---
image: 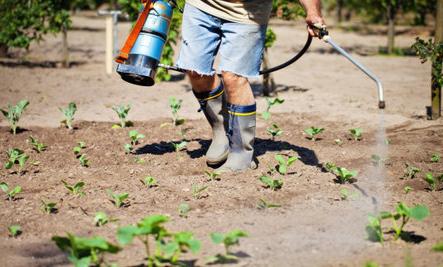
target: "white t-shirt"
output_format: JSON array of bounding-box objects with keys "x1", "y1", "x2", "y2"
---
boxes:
[{"x1": 186, "y1": 0, "x2": 273, "y2": 25}]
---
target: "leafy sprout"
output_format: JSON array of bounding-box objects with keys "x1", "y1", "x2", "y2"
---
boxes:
[
  {"x1": 73, "y1": 141, "x2": 86, "y2": 155},
  {"x1": 62, "y1": 180, "x2": 85, "y2": 197},
  {"x1": 334, "y1": 138, "x2": 343, "y2": 145},
  {"x1": 8, "y1": 225, "x2": 22, "y2": 238},
  {"x1": 324, "y1": 162, "x2": 337, "y2": 173},
  {"x1": 141, "y1": 176, "x2": 158, "y2": 188},
  {"x1": 433, "y1": 242, "x2": 443, "y2": 252},
  {"x1": 366, "y1": 215, "x2": 383, "y2": 243},
  {"x1": 431, "y1": 153, "x2": 441, "y2": 163},
  {"x1": 172, "y1": 140, "x2": 187, "y2": 152},
  {"x1": 107, "y1": 189, "x2": 129, "y2": 208},
  {"x1": 59, "y1": 102, "x2": 77, "y2": 130},
  {"x1": 371, "y1": 154, "x2": 383, "y2": 166},
  {"x1": 266, "y1": 123, "x2": 283, "y2": 140},
  {"x1": 191, "y1": 184, "x2": 208, "y2": 199},
  {"x1": 262, "y1": 97, "x2": 284, "y2": 121},
  {"x1": 0, "y1": 99, "x2": 29, "y2": 134},
  {"x1": 205, "y1": 170, "x2": 221, "y2": 181},
  {"x1": 423, "y1": 173, "x2": 443, "y2": 191},
  {"x1": 333, "y1": 167, "x2": 358, "y2": 184},
  {"x1": 41, "y1": 200, "x2": 57, "y2": 214},
  {"x1": 78, "y1": 154, "x2": 89, "y2": 167},
  {"x1": 304, "y1": 126, "x2": 324, "y2": 141},
  {"x1": 4, "y1": 148, "x2": 29, "y2": 174},
  {"x1": 207, "y1": 230, "x2": 248, "y2": 264},
  {"x1": 129, "y1": 130, "x2": 144, "y2": 146},
  {"x1": 0, "y1": 182, "x2": 22, "y2": 201},
  {"x1": 339, "y1": 188, "x2": 360, "y2": 200},
  {"x1": 94, "y1": 212, "x2": 117, "y2": 227},
  {"x1": 257, "y1": 198, "x2": 281, "y2": 210},
  {"x1": 178, "y1": 203, "x2": 191, "y2": 218},
  {"x1": 112, "y1": 104, "x2": 131, "y2": 128},
  {"x1": 169, "y1": 97, "x2": 185, "y2": 126},
  {"x1": 28, "y1": 136, "x2": 46, "y2": 153},
  {"x1": 259, "y1": 175, "x2": 283, "y2": 191},
  {"x1": 274, "y1": 154, "x2": 298, "y2": 175},
  {"x1": 404, "y1": 186, "x2": 412, "y2": 194},
  {"x1": 349, "y1": 128, "x2": 362, "y2": 141},
  {"x1": 403, "y1": 163, "x2": 420, "y2": 179}
]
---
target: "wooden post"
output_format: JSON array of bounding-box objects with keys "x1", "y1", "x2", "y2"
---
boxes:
[
  {"x1": 62, "y1": 26, "x2": 69, "y2": 68},
  {"x1": 106, "y1": 16, "x2": 113, "y2": 75},
  {"x1": 262, "y1": 48, "x2": 276, "y2": 96},
  {"x1": 430, "y1": 0, "x2": 443, "y2": 119}
]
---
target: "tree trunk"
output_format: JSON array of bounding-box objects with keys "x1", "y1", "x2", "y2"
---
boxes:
[
  {"x1": 0, "y1": 44, "x2": 8, "y2": 57},
  {"x1": 430, "y1": 0, "x2": 443, "y2": 119},
  {"x1": 62, "y1": 26, "x2": 69, "y2": 68},
  {"x1": 336, "y1": 0, "x2": 343, "y2": 23},
  {"x1": 262, "y1": 48, "x2": 276, "y2": 97},
  {"x1": 386, "y1": 3, "x2": 396, "y2": 54}
]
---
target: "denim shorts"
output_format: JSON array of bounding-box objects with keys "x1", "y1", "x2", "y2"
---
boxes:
[{"x1": 175, "y1": 3, "x2": 267, "y2": 78}]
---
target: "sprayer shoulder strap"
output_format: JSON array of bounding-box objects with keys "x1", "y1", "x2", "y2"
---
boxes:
[{"x1": 115, "y1": 1, "x2": 152, "y2": 63}]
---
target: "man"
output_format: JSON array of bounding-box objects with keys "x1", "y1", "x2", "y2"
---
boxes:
[{"x1": 175, "y1": 0, "x2": 325, "y2": 171}]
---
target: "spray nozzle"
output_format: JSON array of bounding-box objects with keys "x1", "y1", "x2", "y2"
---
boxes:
[{"x1": 311, "y1": 23, "x2": 329, "y2": 40}]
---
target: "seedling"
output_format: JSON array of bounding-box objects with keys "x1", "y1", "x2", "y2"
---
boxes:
[
  {"x1": 349, "y1": 128, "x2": 362, "y2": 141},
  {"x1": 333, "y1": 167, "x2": 357, "y2": 184},
  {"x1": 267, "y1": 123, "x2": 283, "y2": 140},
  {"x1": 339, "y1": 188, "x2": 359, "y2": 200},
  {"x1": 207, "y1": 230, "x2": 248, "y2": 264},
  {"x1": 141, "y1": 176, "x2": 158, "y2": 188},
  {"x1": 433, "y1": 242, "x2": 443, "y2": 252},
  {"x1": 62, "y1": 180, "x2": 85, "y2": 197},
  {"x1": 124, "y1": 143, "x2": 133, "y2": 154},
  {"x1": 171, "y1": 140, "x2": 187, "y2": 153},
  {"x1": 423, "y1": 173, "x2": 443, "y2": 191},
  {"x1": 129, "y1": 130, "x2": 144, "y2": 146},
  {"x1": 0, "y1": 182, "x2": 22, "y2": 201},
  {"x1": 404, "y1": 186, "x2": 412, "y2": 194},
  {"x1": 59, "y1": 102, "x2": 77, "y2": 129},
  {"x1": 431, "y1": 153, "x2": 441, "y2": 163},
  {"x1": 205, "y1": 170, "x2": 221, "y2": 181},
  {"x1": 324, "y1": 162, "x2": 337, "y2": 173},
  {"x1": 28, "y1": 136, "x2": 46, "y2": 153},
  {"x1": 257, "y1": 198, "x2": 281, "y2": 210},
  {"x1": 94, "y1": 212, "x2": 117, "y2": 227},
  {"x1": 274, "y1": 154, "x2": 298, "y2": 175},
  {"x1": 304, "y1": 126, "x2": 324, "y2": 141},
  {"x1": 262, "y1": 97, "x2": 284, "y2": 121},
  {"x1": 178, "y1": 203, "x2": 191, "y2": 218},
  {"x1": 8, "y1": 225, "x2": 22, "y2": 238},
  {"x1": 107, "y1": 189, "x2": 129, "y2": 208},
  {"x1": 191, "y1": 184, "x2": 208, "y2": 199},
  {"x1": 169, "y1": 97, "x2": 185, "y2": 126},
  {"x1": 73, "y1": 141, "x2": 86, "y2": 155},
  {"x1": 334, "y1": 138, "x2": 343, "y2": 145},
  {"x1": 366, "y1": 215, "x2": 384, "y2": 243},
  {"x1": 4, "y1": 148, "x2": 29, "y2": 174},
  {"x1": 78, "y1": 154, "x2": 90, "y2": 167},
  {"x1": 41, "y1": 200, "x2": 57, "y2": 214},
  {"x1": 403, "y1": 163, "x2": 420, "y2": 179},
  {"x1": 259, "y1": 175, "x2": 283, "y2": 191},
  {"x1": 364, "y1": 261, "x2": 380, "y2": 267},
  {"x1": 52, "y1": 233, "x2": 120, "y2": 267},
  {"x1": 1, "y1": 99, "x2": 29, "y2": 134},
  {"x1": 371, "y1": 154, "x2": 383, "y2": 166},
  {"x1": 112, "y1": 104, "x2": 131, "y2": 128}
]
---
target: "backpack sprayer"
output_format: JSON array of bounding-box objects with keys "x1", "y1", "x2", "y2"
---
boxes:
[{"x1": 115, "y1": 0, "x2": 385, "y2": 109}]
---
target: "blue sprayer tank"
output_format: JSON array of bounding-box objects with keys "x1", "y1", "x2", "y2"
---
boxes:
[{"x1": 116, "y1": 0, "x2": 174, "y2": 86}]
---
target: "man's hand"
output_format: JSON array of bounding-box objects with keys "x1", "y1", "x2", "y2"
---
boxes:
[{"x1": 299, "y1": 0, "x2": 326, "y2": 37}]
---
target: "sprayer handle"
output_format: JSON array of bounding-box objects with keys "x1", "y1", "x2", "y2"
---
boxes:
[{"x1": 310, "y1": 23, "x2": 329, "y2": 40}]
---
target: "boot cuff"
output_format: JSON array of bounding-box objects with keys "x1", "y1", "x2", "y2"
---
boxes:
[
  {"x1": 227, "y1": 103, "x2": 256, "y2": 116},
  {"x1": 193, "y1": 81, "x2": 224, "y2": 101}
]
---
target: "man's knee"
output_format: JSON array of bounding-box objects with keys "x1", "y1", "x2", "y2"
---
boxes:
[
  {"x1": 221, "y1": 71, "x2": 248, "y2": 93},
  {"x1": 187, "y1": 71, "x2": 217, "y2": 91}
]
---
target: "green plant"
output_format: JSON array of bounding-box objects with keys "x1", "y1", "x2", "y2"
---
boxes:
[
  {"x1": 78, "y1": 154, "x2": 89, "y2": 167},
  {"x1": 112, "y1": 104, "x2": 131, "y2": 128},
  {"x1": 62, "y1": 180, "x2": 85, "y2": 197},
  {"x1": 274, "y1": 154, "x2": 298, "y2": 175},
  {"x1": 107, "y1": 189, "x2": 129, "y2": 208},
  {"x1": 28, "y1": 136, "x2": 47, "y2": 153},
  {"x1": 334, "y1": 138, "x2": 343, "y2": 145},
  {"x1": 433, "y1": 241, "x2": 443, "y2": 252},
  {"x1": 73, "y1": 141, "x2": 86, "y2": 155},
  {"x1": 191, "y1": 184, "x2": 208, "y2": 199},
  {"x1": 412, "y1": 38, "x2": 443, "y2": 88},
  {"x1": 129, "y1": 130, "x2": 145, "y2": 146},
  {"x1": 403, "y1": 163, "x2": 421, "y2": 179},
  {"x1": 178, "y1": 203, "x2": 191, "y2": 218},
  {"x1": 52, "y1": 233, "x2": 120, "y2": 267},
  {"x1": 117, "y1": 214, "x2": 200, "y2": 266},
  {"x1": 207, "y1": 230, "x2": 248, "y2": 264},
  {"x1": 4, "y1": 148, "x2": 29, "y2": 174},
  {"x1": 8, "y1": 225, "x2": 22, "y2": 238},
  {"x1": 431, "y1": 153, "x2": 441, "y2": 163},
  {"x1": 0, "y1": 182, "x2": 22, "y2": 201},
  {"x1": 349, "y1": 128, "x2": 362, "y2": 141},
  {"x1": 172, "y1": 141, "x2": 187, "y2": 152},
  {"x1": 304, "y1": 127, "x2": 324, "y2": 141},
  {"x1": 371, "y1": 154, "x2": 383, "y2": 166},
  {"x1": 404, "y1": 186, "x2": 412, "y2": 194},
  {"x1": 141, "y1": 176, "x2": 158, "y2": 188},
  {"x1": 423, "y1": 173, "x2": 443, "y2": 191},
  {"x1": 257, "y1": 198, "x2": 281, "y2": 210},
  {"x1": 169, "y1": 97, "x2": 185, "y2": 126},
  {"x1": 205, "y1": 170, "x2": 221, "y2": 181},
  {"x1": 262, "y1": 97, "x2": 284, "y2": 120},
  {"x1": 333, "y1": 167, "x2": 358, "y2": 184},
  {"x1": 366, "y1": 215, "x2": 384, "y2": 243},
  {"x1": 94, "y1": 212, "x2": 117, "y2": 227},
  {"x1": 41, "y1": 200, "x2": 57, "y2": 214},
  {"x1": 364, "y1": 260, "x2": 380, "y2": 267},
  {"x1": 259, "y1": 175, "x2": 283, "y2": 191},
  {"x1": 324, "y1": 162, "x2": 337, "y2": 173},
  {"x1": 339, "y1": 188, "x2": 359, "y2": 200},
  {"x1": 0, "y1": 100, "x2": 29, "y2": 134},
  {"x1": 267, "y1": 123, "x2": 283, "y2": 140},
  {"x1": 59, "y1": 102, "x2": 77, "y2": 129}
]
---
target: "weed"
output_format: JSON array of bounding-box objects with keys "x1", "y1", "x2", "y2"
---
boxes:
[
  {"x1": 141, "y1": 176, "x2": 158, "y2": 188},
  {"x1": 205, "y1": 170, "x2": 221, "y2": 181},
  {"x1": 191, "y1": 184, "x2": 208, "y2": 199},
  {"x1": 107, "y1": 189, "x2": 129, "y2": 208},
  {"x1": 0, "y1": 182, "x2": 22, "y2": 201},
  {"x1": 28, "y1": 136, "x2": 46, "y2": 153},
  {"x1": 169, "y1": 97, "x2": 185, "y2": 126},
  {"x1": 112, "y1": 104, "x2": 131, "y2": 128},
  {"x1": 62, "y1": 180, "x2": 85, "y2": 197},
  {"x1": 262, "y1": 97, "x2": 284, "y2": 121},
  {"x1": 267, "y1": 123, "x2": 283, "y2": 140},
  {"x1": 172, "y1": 140, "x2": 187, "y2": 152},
  {"x1": 52, "y1": 233, "x2": 120, "y2": 266},
  {"x1": 78, "y1": 154, "x2": 89, "y2": 167},
  {"x1": 275, "y1": 154, "x2": 298, "y2": 175},
  {"x1": 178, "y1": 203, "x2": 191, "y2": 218},
  {"x1": 4, "y1": 148, "x2": 29, "y2": 174},
  {"x1": 259, "y1": 175, "x2": 283, "y2": 191},
  {"x1": 403, "y1": 163, "x2": 420, "y2": 179},
  {"x1": 431, "y1": 153, "x2": 441, "y2": 163},
  {"x1": 349, "y1": 128, "x2": 362, "y2": 141},
  {"x1": 8, "y1": 225, "x2": 22, "y2": 238},
  {"x1": 1, "y1": 99, "x2": 29, "y2": 134},
  {"x1": 404, "y1": 186, "x2": 412, "y2": 194},
  {"x1": 334, "y1": 167, "x2": 357, "y2": 184},
  {"x1": 304, "y1": 126, "x2": 324, "y2": 141},
  {"x1": 257, "y1": 198, "x2": 281, "y2": 210},
  {"x1": 207, "y1": 230, "x2": 248, "y2": 264},
  {"x1": 59, "y1": 102, "x2": 77, "y2": 129},
  {"x1": 41, "y1": 200, "x2": 57, "y2": 214}
]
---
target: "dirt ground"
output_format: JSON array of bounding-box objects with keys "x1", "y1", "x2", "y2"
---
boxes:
[{"x1": 0, "y1": 12, "x2": 442, "y2": 267}]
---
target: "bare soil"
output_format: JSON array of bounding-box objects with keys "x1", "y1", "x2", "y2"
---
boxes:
[{"x1": 0, "y1": 12, "x2": 442, "y2": 267}]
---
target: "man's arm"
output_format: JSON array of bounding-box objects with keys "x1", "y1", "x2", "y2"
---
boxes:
[{"x1": 298, "y1": 0, "x2": 326, "y2": 37}]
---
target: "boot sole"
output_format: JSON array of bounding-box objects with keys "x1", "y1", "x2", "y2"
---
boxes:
[{"x1": 206, "y1": 150, "x2": 229, "y2": 166}]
